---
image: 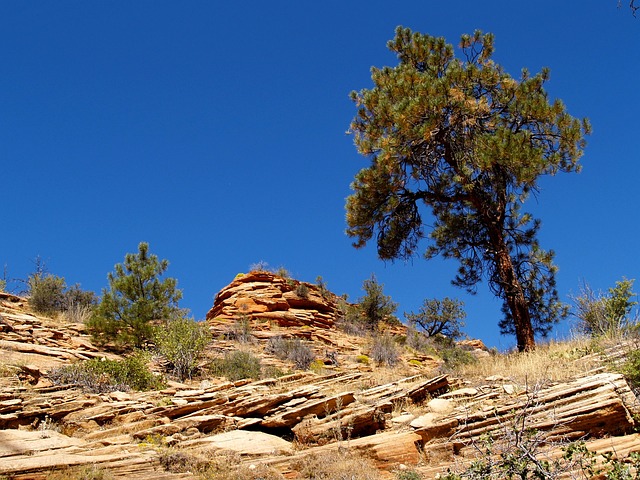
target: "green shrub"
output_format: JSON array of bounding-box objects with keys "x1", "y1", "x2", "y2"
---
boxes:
[
  {"x1": 296, "y1": 283, "x2": 310, "y2": 299},
  {"x1": 27, "y1": 271, "x2": 97, "y2": 318},
  {"x1": 621, "y1": 347, "x2": 640, "y2": 393},
  {"x1": 370, "y1": 334, "x2": 400, "y2": 367},
  {"x1": 87, "y1": 242, "x2": 184, "y2": 350},
  {"x1": 395, "y1": 470, "x2": 422, "y2": 480},
  {"x1": 155, "y1": 317, "x2": 211, "y2": 381},
  {"x1": 28, "y1": 273, "x2": 67, "y2": 314},
  {"x1": 356, "y1": 354, "x2": 370, "y2": 365},
  {"x1": 267, "y1": 336, "x2": 315, "y2": 370},
  {"x1": 48, "y1": 351, "x2": 164, "y2": 392},
  {"x1": 571, "y1": 278, "x2": 638, "y2": 337},
  {"x1": 210, "y1": 351, "x2": 261, "y2": 381}
]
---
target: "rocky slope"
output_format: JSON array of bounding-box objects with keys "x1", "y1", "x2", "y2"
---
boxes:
[{"x1": 1, "y1": 277, "x2": 639, "y2": 479}]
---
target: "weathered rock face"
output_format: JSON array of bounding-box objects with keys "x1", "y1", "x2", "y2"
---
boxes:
[
  {"x1": 3, "y1": 289, "x2": 640, "y2": 479},
  {"x1": 206, "y1": 271, "x2": 341, "y2": 331}
]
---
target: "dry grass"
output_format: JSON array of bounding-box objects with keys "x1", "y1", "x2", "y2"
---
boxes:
[
  {"x1": 453, "y1": 336, "x2": 606, "y2": 386},
  {"x1": 159, "y1": 449, "x2": 284, "y2": 480},
  {"x1": 292, "y1": 450, "x2": 383, "y2": 479}
]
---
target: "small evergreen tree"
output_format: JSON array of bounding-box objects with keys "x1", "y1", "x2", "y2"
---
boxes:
[
  {"x1": 88, "y1": 242, "x2": 183, "y2": 349},
  {"x1": 359, "y1": 274, "x2": 398, "y2": 330},
  {"x1": 405, "y1": 297, "x2": 466, "y2": 339}
]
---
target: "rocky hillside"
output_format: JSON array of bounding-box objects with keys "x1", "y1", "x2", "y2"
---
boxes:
[{"x1": 1, "y1": 276, "x2": 640, "y2": 479}]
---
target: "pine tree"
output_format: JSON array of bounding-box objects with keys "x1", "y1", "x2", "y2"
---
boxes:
[
  {"x1": 346, "y1": 27, "x2": 590, "y2": 351},
  {"x1": 88, "y1": 242, "x2": 183, "y2": 349},
  {"x1": 359, "y1": 274, "x2": 398, "y2": 330}
]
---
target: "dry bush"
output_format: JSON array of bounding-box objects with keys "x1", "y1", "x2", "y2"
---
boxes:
[
  {"x1": 45, "y1": 464, "x2": 114, "y2": 480},
  {"x1": 267, "y1": 336, "x2": 315, "y2": 370},
  {"x1": 159, "y1": 449, "x2": 284, "y2": 479},
  {"x1": 293, "y1": 450, "x2": 383, "y2": 479},
  {"x1": 370, "y1": 334, "x2": 400, "y2": 367},
  {"x1": 453, "y1": 336, "x2": 603, "y2": 386}
]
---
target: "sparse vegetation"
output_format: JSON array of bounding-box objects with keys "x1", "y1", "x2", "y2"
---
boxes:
[
  {"x1": 337, "y1": 275, "x2": 398, "y2": 334},
  {"x1": 405, "y1": 297, "x2": 466, "y2": 340},
  {"x1": 293, "y1": 451, "x2": 383, "y2": 479},
  {"x1": 267, "y1": 336, "x2": 315, "y2": 370},
  {"x1": 295, "y1": 282, "x2": 310, "y2": 299},
  {"x1": 26, "y1": 265, "x2": 96, "y2": 319},
  {"x1": 87, "y1": 242, "x2": 184, "y2": 350},
  {"x1": 48, "y1": 351, "x2": 164, "y2": 392},
  {"x1": 370, "y1": 334, "x2": 400, "y2": 367},
  {"x1": 571, "y1": 278, "x2": 638, "y2": 338},
  {"x1": 154, "y1": 317, "x2": 211, "y2": 381},
  {"x1": 45, "y1": 464, "x2": 114, "y2": 480},
  {"x1": 209, "y1": 350, "x2": 261, "y2": 381},
  {"x1": 226, "y1": 314, "x2": 253, "y2": 343}
]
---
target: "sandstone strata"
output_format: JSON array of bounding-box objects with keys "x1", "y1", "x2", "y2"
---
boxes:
[{"x1": 1, "y1": 283, "x2": 639, "y2": 479}]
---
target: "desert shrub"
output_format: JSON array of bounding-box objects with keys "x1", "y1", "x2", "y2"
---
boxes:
[
  {"x1": 209, "y1": 350, "x2": 261, "y2": 381},
  {"x1": 621, "y1": 346, "x2": 640, "y2": 394},
  {"x1": 405, "y1": 297, "x2": 466, "y2": 340},
  {"x1": 395, "y1": 470, "x2": 422, "y2": 480},
  {"x1": 226, "y1": 315, "x2": 253, "y2": 343},
  {"x1": 293, "y1": 451, "x2": 382, "y2": 479},
  {"x1": 45, "y1": 464, "x2": 114, "y2": 480},
  {"x1": 155, "y1": 317, "x2": 211, "y2": 381},
  {"x1": 49, "y1": 351, "x2": 164, "y2": 392},
  {"x1": 267, "y1": 336, "x2": 315, "y2": 370},
  {"x1": 87, "y1": 242, "x2": 184, "y2": 350},
  {"x1": 316, "y1": 276, "x2": 330, "y2": 299},
  {"x1": 295, "y1": 283, "x2": 310, "y2": 299},
  {"x1": 439, "y1": 344, "x2": 477, "y2": 370},
  {"x1": 356, "y1": 354, "x2": 370, "y2": 365},
  {"x1": 571, "y1": 278, "x2": 638, "y2": 338},
  {"x1": 25, "y1": 259, "x2": 96, "y2": 317},
  {"x1": 336, "y1": 298, "x2": 370, "y2": 336},
  {"x1": 28, "y1": 273, "x2": 67, "y2": 314},
  {"x1": 370, "y1": 334, "x2": 400, "y2": 367},
  {"x1": 249, "y1": 260, "x2": 270, "y2": 272}
]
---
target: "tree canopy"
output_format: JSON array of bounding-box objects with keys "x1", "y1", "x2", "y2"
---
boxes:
[
  {"x1": 88, "y1": 242, "x2": 184, "y2": 349},
  {"x1": 346, "y1": 27, "x2": 590, "y2": 351}
]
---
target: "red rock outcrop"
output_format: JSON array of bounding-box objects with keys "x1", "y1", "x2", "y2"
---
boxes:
[{"x1": 206, "y1": 271, "x2": 341, "y2": 331}]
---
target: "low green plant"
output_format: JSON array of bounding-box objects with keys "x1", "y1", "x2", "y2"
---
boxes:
[
  {"x1": 309, "y1": 359, "x2": 326, "y2": 374},
  {"x1": 296, "y1": 283, "x2": 310, "y2": 299},
  {"x1": 209, "y1": 350, "x2": 261, "y2": 381},
  {"x1": 620, "y1": 346, "x2": 640, "y2": 393},
  {"x1": 48, "y1": 351, "x2": 165, "y2": 392},
  {"x1": 395, "y1": 470, "x2": 422, "y2": 480},
  {"x1": 356, "y1": 354, "x2": 370, "y2": 365},
  {"x1": 571, "y1": 278, "x2": 638, "y2": 338},
  {"x1": 155, "y1": 317, "x2": 211, "y2": 381},
  {"x1": 267, "y1": 336, "x2": 315, "y2": 370}
]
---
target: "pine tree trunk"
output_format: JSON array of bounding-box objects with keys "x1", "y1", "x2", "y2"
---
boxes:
[{"x1": 489, "y1": 229, "x2": 536, "y2": 352}]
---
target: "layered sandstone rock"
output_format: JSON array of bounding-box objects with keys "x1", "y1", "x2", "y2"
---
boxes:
[{"x1": 206, "y1": 271, "x2": 340, "y2": 331}]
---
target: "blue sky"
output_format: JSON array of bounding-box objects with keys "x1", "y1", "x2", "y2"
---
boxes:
[{"x1": 1, "y1": 1, "x2": 638, "y2": 351}]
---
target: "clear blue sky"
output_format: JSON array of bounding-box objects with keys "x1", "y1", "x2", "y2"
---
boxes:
[{"x1": 1, "y1": 1, "x2": 638, "y2": 351}]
